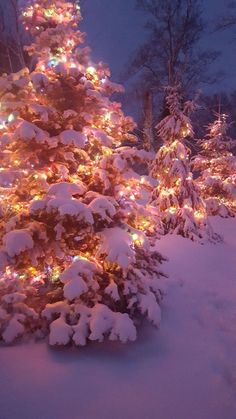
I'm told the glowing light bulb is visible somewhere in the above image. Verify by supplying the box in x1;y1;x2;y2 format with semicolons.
87;66;96;75
104;112;111;122
44;8;55;17
8;113;15;123
132;233;139;241
194;211;204;219
131;233;144;246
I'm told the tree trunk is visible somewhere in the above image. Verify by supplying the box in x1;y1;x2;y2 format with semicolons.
142;90;154;151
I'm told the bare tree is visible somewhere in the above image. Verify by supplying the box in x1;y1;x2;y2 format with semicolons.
123;0;220;149
215;2;236;31
9;0;25;69
142;90;155;151
0;0;25;74
127;0;219;92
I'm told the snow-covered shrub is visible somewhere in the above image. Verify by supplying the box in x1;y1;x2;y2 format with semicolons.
150;86;216;241
193;113;236;217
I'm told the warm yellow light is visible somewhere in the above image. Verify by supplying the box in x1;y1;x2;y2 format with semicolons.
194;211;204;219
102;147;112;156
184;204;190;209
87;66;96;75
131;233;144;245
14;204;21;211
28;266;37;274
104;112;111;122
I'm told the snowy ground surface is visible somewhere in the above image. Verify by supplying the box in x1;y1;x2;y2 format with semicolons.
0;217;236;419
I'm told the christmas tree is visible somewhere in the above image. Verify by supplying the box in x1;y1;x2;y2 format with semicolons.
193;113;236;217
0;0;166;345
150;86;213;240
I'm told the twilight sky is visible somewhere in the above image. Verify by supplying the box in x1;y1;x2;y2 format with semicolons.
80;0;236;95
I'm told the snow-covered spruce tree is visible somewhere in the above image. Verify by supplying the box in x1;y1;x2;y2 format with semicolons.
0;1;166;345
150;86;213;240
193;113;236;217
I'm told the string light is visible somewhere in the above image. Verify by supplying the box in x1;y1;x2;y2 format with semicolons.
86;66;96;75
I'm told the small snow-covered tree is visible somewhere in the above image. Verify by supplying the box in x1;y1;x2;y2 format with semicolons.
150;86;213;240
193;113;236;217
0;0;166;345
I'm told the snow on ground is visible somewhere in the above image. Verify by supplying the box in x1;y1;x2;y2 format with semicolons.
0;216;236;419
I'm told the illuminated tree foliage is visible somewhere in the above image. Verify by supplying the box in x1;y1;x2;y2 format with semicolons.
150;86;214;241
0;1;166;345
193;113;236;217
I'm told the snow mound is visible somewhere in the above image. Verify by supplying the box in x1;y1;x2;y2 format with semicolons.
89;304;136;343
42;301;70;320
2;315;25;343
14;121;48;144
2;292;26;304
109;312;137;342
138;293;162;326
59;130;86;148
49;315;73;346
60;258;100;299
88;197;117;221
3;229;34;257
63;276;88;301
104;280;120;301
48;182;87;199
85;127;113;147
97;227;135;269
31;72;49;89
47;198;93;222
30;199;47;213
45;303;137;347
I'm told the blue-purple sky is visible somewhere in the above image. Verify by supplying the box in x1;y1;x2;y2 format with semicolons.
81;0;236;94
